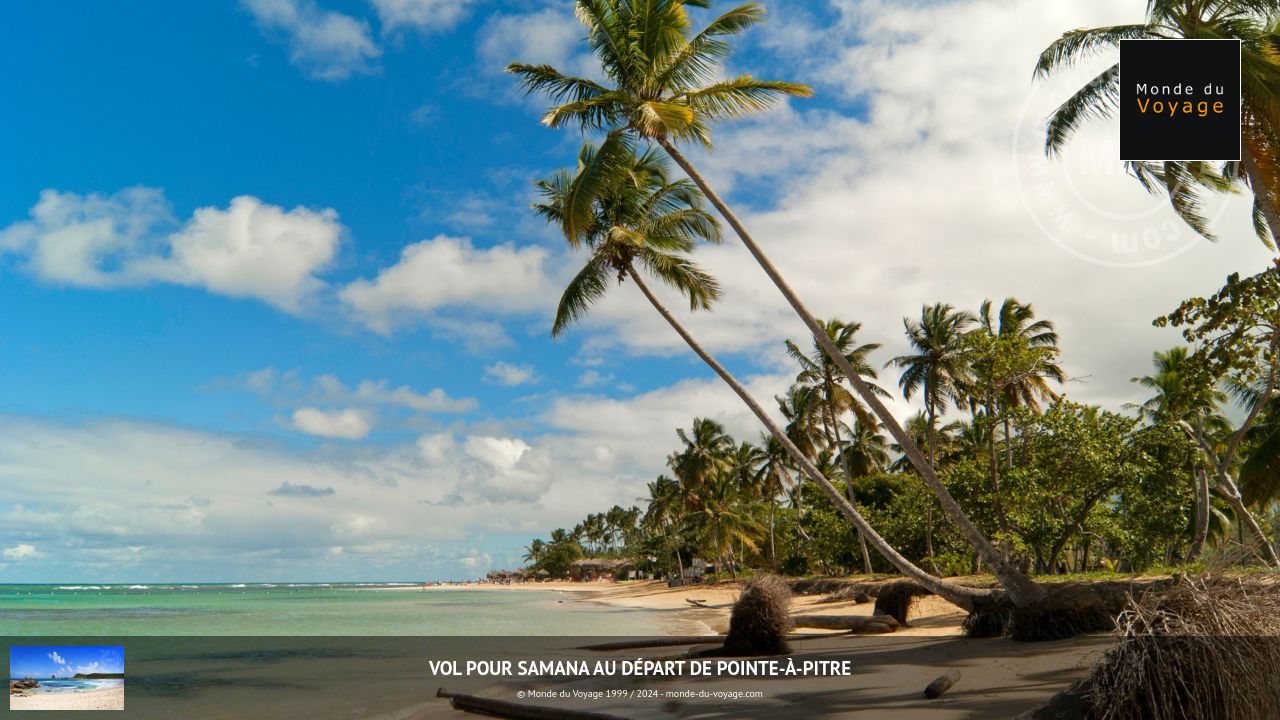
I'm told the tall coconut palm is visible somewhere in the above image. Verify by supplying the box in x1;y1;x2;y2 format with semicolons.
539;141;994;609
512;0;1044;606
1130;347;1230;560
645;475;687;578
693;471;764;576
786;318;888;573
752;433;790;567
670;418;735;502
522;538;547;566
1036;0;1280;245
891;303;976;468
977;298;1066;473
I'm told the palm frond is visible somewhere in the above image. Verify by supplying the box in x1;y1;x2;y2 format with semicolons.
638;249;722;311
506;63;606;103
1044;63;1119;157
655;3;764;91
682;76;813;122
553;255;613;337
1034;24;1150;79
561;131;635;244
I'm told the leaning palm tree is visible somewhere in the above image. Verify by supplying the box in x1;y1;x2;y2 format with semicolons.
512;0;1045;606
891;303;976;468
539;141;994;609
1036;0;1280;245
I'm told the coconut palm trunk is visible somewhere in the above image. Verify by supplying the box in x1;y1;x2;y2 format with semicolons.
625;265;990;609
1187;465;1211;563
1242;146;1280;246
656;138;1046;607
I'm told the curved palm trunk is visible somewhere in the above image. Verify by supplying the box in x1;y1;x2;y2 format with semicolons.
1186;465;1210;563
625;266;990;610
657;139;1046;607
1242;144;1280;247
1216;477;1280;566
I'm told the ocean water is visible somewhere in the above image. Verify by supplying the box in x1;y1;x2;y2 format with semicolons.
0;584;672;636
21;678;123;693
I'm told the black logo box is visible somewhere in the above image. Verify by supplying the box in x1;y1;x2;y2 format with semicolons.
1119;38;1241;162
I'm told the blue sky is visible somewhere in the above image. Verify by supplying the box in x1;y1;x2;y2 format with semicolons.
0;0;1272;582
10;646;124;678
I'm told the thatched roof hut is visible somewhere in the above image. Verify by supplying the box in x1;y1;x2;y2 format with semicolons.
569;558;634;577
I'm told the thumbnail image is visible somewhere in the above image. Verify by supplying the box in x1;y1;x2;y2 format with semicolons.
9;646;124;711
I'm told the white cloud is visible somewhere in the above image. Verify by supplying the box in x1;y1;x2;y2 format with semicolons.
48;652;65;665
338;235;551;334
135;196;341;313
0;189;342;313
549;0;1274;418
290;407;375;439
0;414;645;580
484;361;535;387
477;6;595;78
371;0;477;33
228;368;477;414
241;0;380;81
2;543;44;561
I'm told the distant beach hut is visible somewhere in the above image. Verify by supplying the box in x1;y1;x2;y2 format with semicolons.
569;558;634;581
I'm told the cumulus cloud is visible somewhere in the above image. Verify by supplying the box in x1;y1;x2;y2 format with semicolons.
2;543;44;561
370;0;478;33
0;414;644;580
484;361;535;387
338;235;551;334
225;368;477;414
477;7;582;72
551;0;1273;416
48;652;65;665
241;0;381;81
268;481;336;497
0;189;342;313
290;407;375;439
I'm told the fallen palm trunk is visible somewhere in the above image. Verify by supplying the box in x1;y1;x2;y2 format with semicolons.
437;689;629;720
791;613;899;633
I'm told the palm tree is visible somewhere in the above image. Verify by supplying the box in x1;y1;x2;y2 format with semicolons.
979;298;1066;412
512;0;1044;607
693;471;764;576
891;303;976;468
1036;0;1280;245
1130;347;1229;560
645;475;687;578
786;318;888;430
787;318;888;573
978;298;1067;470
522;539;547;566
669;418;735;502
539;141;995;609
752;433;790;568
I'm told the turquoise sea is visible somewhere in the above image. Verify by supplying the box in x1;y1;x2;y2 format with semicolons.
0;583;674;636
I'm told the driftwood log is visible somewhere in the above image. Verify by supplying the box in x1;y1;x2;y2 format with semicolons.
438;689;630;720
924;669;962;698
791;613;899;633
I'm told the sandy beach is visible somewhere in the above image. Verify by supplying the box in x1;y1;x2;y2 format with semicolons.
411;579;1113;719
10;684;124;711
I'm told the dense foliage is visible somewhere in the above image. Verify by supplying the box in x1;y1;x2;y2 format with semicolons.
524;274;1280;579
